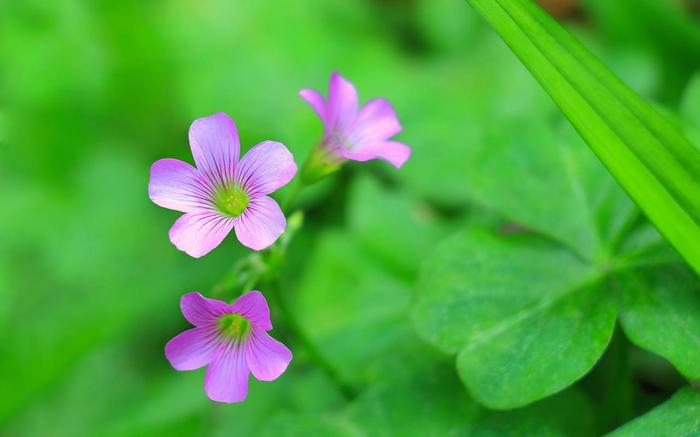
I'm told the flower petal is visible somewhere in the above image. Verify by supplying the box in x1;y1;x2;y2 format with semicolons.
235;141;297;196
169;211;234;258
327;71;358;130
340;141;411;169
188;112;240;182
205;343;249;403
231;291;272;331
233;196;285;251
165;326;219;371
246;329;292;381
349;98;402;145
299;88;328;124
149;159;213;212
181;292;230;326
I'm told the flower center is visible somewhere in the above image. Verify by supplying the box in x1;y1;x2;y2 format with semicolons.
217;313;251;339
214;185;249;217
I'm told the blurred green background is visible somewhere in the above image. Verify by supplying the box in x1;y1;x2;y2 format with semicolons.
2;0;700;435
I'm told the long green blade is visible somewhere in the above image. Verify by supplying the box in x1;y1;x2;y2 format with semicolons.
465;0;700;275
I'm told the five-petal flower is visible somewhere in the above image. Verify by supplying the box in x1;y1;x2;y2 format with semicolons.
300;71;411;169
155;80;415;405
149;112;297;256
165;291;292;403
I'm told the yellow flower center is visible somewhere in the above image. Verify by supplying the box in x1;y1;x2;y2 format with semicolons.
217;313;251;339
214;185;249;217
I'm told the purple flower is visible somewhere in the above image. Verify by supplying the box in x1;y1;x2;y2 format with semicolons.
149;112;297;257
299;71;411;169
165;291;292;403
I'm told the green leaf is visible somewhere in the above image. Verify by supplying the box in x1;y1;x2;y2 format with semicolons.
617;265;700;380
579;328;637;433
465;0;700;275
413;229;616;408
293;231;433;385
473;388;595;436
412;104;690;410
346;362;481;436
463;117;634;261
396;32;555;206
347;175;451;278
259;363;481;437
607;387;700;436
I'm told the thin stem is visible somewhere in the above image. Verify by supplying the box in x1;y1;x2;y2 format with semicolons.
211;143;354;399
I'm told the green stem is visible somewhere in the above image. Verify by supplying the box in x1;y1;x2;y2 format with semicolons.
211;142;354;399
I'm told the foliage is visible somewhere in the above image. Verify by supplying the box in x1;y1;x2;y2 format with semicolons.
465;0;700;276
1;0;699;435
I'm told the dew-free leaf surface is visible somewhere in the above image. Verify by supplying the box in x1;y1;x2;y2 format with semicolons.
414;112;697;409
607;387;700;436
465;0;700;274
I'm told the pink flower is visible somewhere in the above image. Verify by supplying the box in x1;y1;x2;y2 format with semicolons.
165;291;292;403
299;71;411;169
149;112;297;257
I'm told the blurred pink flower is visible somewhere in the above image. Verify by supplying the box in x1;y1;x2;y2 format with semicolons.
149;112;297;256
300;71;411;169
165;291;292;403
